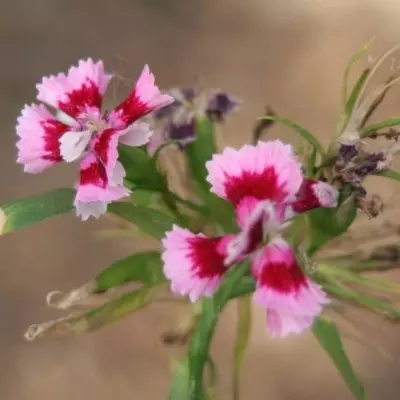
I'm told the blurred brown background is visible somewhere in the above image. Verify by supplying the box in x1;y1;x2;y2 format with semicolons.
1;0;400;398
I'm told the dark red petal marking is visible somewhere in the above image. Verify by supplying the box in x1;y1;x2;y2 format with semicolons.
93;128;118;166
225;168;286;207
257;256;307;294
59;80;102;118
40;119;69;162
188;236;228;279
79;157;108;188
112;90;150;127
290;179;324;214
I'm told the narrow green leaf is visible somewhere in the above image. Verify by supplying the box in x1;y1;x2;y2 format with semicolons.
375;169;400;181
261;115;325;156
130;189;155;206
118;144;166;191
24;287;153;340
108;202;175;240
232;296;252;400
341;39;374;107
228;276;255;300
185;118;217;192
360;118;400;137
320;278;400;319
305;145;317;177
168;359;192;400
342;68;370;128
312;318;366;400
95;251;164;293
308;189;357;256
0;188;74;236
201;192;237;233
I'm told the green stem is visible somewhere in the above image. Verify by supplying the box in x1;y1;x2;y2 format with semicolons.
188;264;250;400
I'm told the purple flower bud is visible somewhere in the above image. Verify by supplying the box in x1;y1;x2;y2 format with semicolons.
166;119;196;148
338;144;358;163
354;152;385;178
206;92;240;122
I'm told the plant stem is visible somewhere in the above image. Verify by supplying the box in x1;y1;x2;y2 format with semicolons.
187;263;250;400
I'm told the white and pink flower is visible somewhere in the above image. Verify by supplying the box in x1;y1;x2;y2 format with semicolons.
251;238;329;337
162;139;338;338
16;59;174;220
161;225;234;302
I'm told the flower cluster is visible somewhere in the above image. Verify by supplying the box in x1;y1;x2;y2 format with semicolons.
147;87;240;155
162;140;338;337
16;59;174;220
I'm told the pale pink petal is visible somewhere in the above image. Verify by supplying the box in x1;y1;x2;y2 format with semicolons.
36;58;112;118
161;225;233;302
266;309;315;338
286;179;339;218
147;129;165;156
74;200;108;221
109;65;174;128
119;120;153;147
206;140;303;208
252;238;329;315
59;130;91;162
75;152;129;204
16;104;69;173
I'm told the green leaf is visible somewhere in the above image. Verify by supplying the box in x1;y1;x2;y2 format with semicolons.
375;169;400;181
185;118;217;192
95;251;164;293
360;118;400;137
305;145;317;177
319;277;400;319
108;202;175;240
24;287;153;340
168;359;192;400
341;39;374;107
308;189;357;256
130;189;155;206
228;276;255;300
232;296;252;400
118;144;166;191
201;192;237;233
0;188;74;236
342;68;370;128
312;318;366;400
261;115;325;157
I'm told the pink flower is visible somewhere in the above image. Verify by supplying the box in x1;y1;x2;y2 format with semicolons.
206;140;338;262
162;225;234;302
252;238;329;338
161;140;336;336
16;59;174;220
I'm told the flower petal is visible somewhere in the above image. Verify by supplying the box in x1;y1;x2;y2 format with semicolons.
92;128;124;180
109;65;174;128
162;225;233;302
266;309;315;338
206;91;241;122
206;140;303;208
252;238;329;315
74;152;129;217
225;199;284;265
37;58;112;118
16;104;69;173
285;179;339;218
119;120;153;147
59;130;91;162
74;200;108;222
